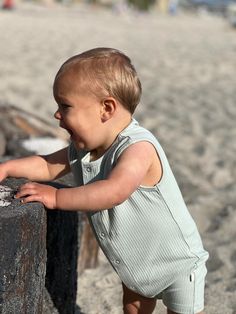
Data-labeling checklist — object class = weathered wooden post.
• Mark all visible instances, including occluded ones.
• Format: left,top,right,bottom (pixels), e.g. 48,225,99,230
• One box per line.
0,178,46,314
43,178,79,314
0,177,80,314
46,199,79,314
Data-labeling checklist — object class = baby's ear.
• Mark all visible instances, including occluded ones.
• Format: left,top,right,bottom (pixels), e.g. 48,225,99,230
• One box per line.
101,98,117,122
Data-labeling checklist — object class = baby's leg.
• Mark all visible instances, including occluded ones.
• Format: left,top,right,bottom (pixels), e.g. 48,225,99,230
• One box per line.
122,283,157,314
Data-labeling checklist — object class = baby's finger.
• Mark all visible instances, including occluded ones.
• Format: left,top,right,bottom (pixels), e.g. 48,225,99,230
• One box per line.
21,194,42,204
15,186,37,198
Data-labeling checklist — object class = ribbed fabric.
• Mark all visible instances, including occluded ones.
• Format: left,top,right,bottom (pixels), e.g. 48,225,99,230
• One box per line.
68,119,209,298
159,262,207,313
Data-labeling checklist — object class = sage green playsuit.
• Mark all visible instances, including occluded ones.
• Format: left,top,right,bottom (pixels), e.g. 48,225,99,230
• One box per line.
68,119,209,313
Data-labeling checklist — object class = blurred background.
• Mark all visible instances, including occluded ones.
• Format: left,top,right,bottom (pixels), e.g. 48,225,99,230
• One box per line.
0,0,236,313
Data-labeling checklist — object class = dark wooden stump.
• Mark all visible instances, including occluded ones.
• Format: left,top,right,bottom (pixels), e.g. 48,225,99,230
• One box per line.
44,178,80,314
46,209,79,314
0,178,46,314
0,178,81,314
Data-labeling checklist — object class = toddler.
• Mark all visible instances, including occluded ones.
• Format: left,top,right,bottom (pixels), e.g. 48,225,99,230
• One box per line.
0,47,209,314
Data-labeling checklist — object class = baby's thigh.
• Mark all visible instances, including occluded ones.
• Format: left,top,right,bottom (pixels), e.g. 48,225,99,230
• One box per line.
160,263,207,314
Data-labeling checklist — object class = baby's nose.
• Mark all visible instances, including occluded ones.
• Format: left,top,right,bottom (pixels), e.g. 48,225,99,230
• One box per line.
54,109,61,120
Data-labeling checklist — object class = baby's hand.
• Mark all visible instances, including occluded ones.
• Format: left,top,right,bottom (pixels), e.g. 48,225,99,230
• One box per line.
16,182,57,210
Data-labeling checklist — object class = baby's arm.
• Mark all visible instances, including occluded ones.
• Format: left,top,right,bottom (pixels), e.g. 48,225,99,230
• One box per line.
0,146,70,182
16,141,160,211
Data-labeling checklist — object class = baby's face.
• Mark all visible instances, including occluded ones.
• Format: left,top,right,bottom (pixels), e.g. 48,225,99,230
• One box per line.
53,71,105,152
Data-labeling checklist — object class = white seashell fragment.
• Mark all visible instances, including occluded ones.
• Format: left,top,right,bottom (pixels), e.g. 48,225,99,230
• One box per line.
0,199,11,207
0,185,14,207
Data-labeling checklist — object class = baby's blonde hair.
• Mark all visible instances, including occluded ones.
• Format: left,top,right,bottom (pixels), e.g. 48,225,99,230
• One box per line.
55,47,142,114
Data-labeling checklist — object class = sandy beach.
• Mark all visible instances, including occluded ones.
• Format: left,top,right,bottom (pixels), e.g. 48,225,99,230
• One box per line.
1,2,236,313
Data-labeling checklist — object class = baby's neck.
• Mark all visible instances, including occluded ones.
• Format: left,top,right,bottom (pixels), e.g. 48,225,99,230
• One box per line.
90,115,132,161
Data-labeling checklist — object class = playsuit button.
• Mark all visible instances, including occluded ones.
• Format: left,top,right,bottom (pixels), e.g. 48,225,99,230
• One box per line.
86,166,91,172
100,232,105,239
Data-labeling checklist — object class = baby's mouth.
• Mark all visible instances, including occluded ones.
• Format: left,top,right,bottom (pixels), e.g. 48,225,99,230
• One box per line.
60,124,73,136
66,129,73,136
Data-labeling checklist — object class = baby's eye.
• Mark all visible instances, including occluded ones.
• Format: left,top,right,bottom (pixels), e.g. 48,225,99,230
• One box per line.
59,104,71,112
